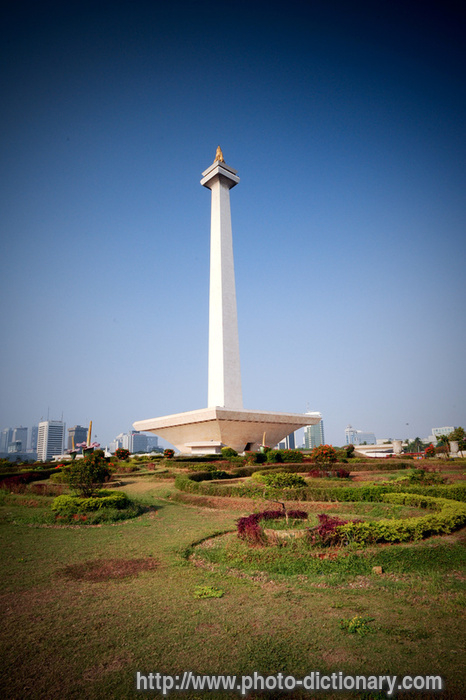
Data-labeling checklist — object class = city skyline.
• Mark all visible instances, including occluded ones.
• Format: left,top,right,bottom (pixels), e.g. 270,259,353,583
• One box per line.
0,416,459,457
1,2,464,449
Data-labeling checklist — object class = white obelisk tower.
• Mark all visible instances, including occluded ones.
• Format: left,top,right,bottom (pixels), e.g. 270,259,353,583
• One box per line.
133,149,321,454
201,146,243,409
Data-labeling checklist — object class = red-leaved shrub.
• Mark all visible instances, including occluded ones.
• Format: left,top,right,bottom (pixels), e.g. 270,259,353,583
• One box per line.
309,468,350,479
310,513,362,546
237,509,308,545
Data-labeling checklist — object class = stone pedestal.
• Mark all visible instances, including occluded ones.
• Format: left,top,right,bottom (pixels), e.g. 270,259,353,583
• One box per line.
134,407,321,455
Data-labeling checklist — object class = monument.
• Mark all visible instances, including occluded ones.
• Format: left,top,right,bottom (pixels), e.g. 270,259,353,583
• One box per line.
133,148,321,453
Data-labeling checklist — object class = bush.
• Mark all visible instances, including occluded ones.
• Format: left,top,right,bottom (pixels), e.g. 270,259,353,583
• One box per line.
113,464,140,474
29,483,65,496
0,467,60,490
407,468,447,485
66,453,112,497
252,471,307,488
310,513,359,546
49,468,71,484
311,444,338,464
344,444,355,457
163,449,175,459
245,451,267,464
262,448,304,464
309,468,350,479
189,469,233,482
114,448,130,461
221,446,238,459
266,449,283,464
281,449,304,463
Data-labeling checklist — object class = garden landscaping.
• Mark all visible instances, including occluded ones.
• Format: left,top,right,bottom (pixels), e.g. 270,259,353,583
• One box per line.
0,450,464,698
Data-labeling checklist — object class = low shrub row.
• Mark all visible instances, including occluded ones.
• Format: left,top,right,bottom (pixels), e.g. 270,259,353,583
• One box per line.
245,449,304,465
338,494,466,544
51,490,129,515
112,464,140,474
174,473,466,503
0,468,61,491
188,469,231,482
251,472,307,488
174,474,264,498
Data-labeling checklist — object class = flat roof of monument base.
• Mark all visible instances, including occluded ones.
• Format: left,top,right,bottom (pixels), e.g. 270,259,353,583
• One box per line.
133,406,321,455
184,441,223,447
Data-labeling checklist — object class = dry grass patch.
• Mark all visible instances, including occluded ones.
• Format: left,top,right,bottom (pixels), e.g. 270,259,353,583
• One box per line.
56,556,158,582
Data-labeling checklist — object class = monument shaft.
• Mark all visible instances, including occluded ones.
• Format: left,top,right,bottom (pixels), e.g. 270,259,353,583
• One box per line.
201,152,243,409
133,149,321,454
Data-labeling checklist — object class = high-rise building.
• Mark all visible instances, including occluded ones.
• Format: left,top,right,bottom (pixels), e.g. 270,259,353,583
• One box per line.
12,427,28,452
109,431,159,454
278,432,296,450
304,419,325,449
0,428,13,453
345,425,376,445
29,426,38,451
129,431,145,453
37,420,65,461
146,435,159,451
67,425,88,451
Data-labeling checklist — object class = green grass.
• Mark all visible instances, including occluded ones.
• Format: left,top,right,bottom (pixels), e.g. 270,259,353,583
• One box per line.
195,528,466,581
0,477,464,699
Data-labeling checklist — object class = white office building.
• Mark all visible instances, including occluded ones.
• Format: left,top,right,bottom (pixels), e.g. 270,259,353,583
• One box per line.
345,425,376,445
109,431,159,454
37,420,66,461
430,426,455,443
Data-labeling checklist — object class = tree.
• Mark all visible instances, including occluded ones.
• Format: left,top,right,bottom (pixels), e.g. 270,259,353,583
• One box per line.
311,444,338,465
406,437,425,453
424,443,436,458
67,452,111,497
449,427,466,450
344,444,355,457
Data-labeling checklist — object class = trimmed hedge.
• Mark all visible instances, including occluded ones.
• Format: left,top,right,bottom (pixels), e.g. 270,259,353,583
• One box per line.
174,474,264,498
0,467,61,487
174,473,466,503
338,493,466,544
252,471,307,488
52,491,129,515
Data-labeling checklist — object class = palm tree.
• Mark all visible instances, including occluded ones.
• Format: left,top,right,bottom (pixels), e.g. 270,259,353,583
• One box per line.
412,437,423,453
436,434,450,448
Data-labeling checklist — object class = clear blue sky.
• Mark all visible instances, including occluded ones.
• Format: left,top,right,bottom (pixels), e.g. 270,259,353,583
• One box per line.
1,0,465,448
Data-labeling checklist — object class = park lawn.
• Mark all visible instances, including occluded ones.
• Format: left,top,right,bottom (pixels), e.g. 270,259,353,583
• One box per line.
0,481,464,699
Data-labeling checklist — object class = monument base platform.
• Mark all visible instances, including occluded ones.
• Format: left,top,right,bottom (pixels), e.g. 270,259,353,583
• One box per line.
133,407,321,454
